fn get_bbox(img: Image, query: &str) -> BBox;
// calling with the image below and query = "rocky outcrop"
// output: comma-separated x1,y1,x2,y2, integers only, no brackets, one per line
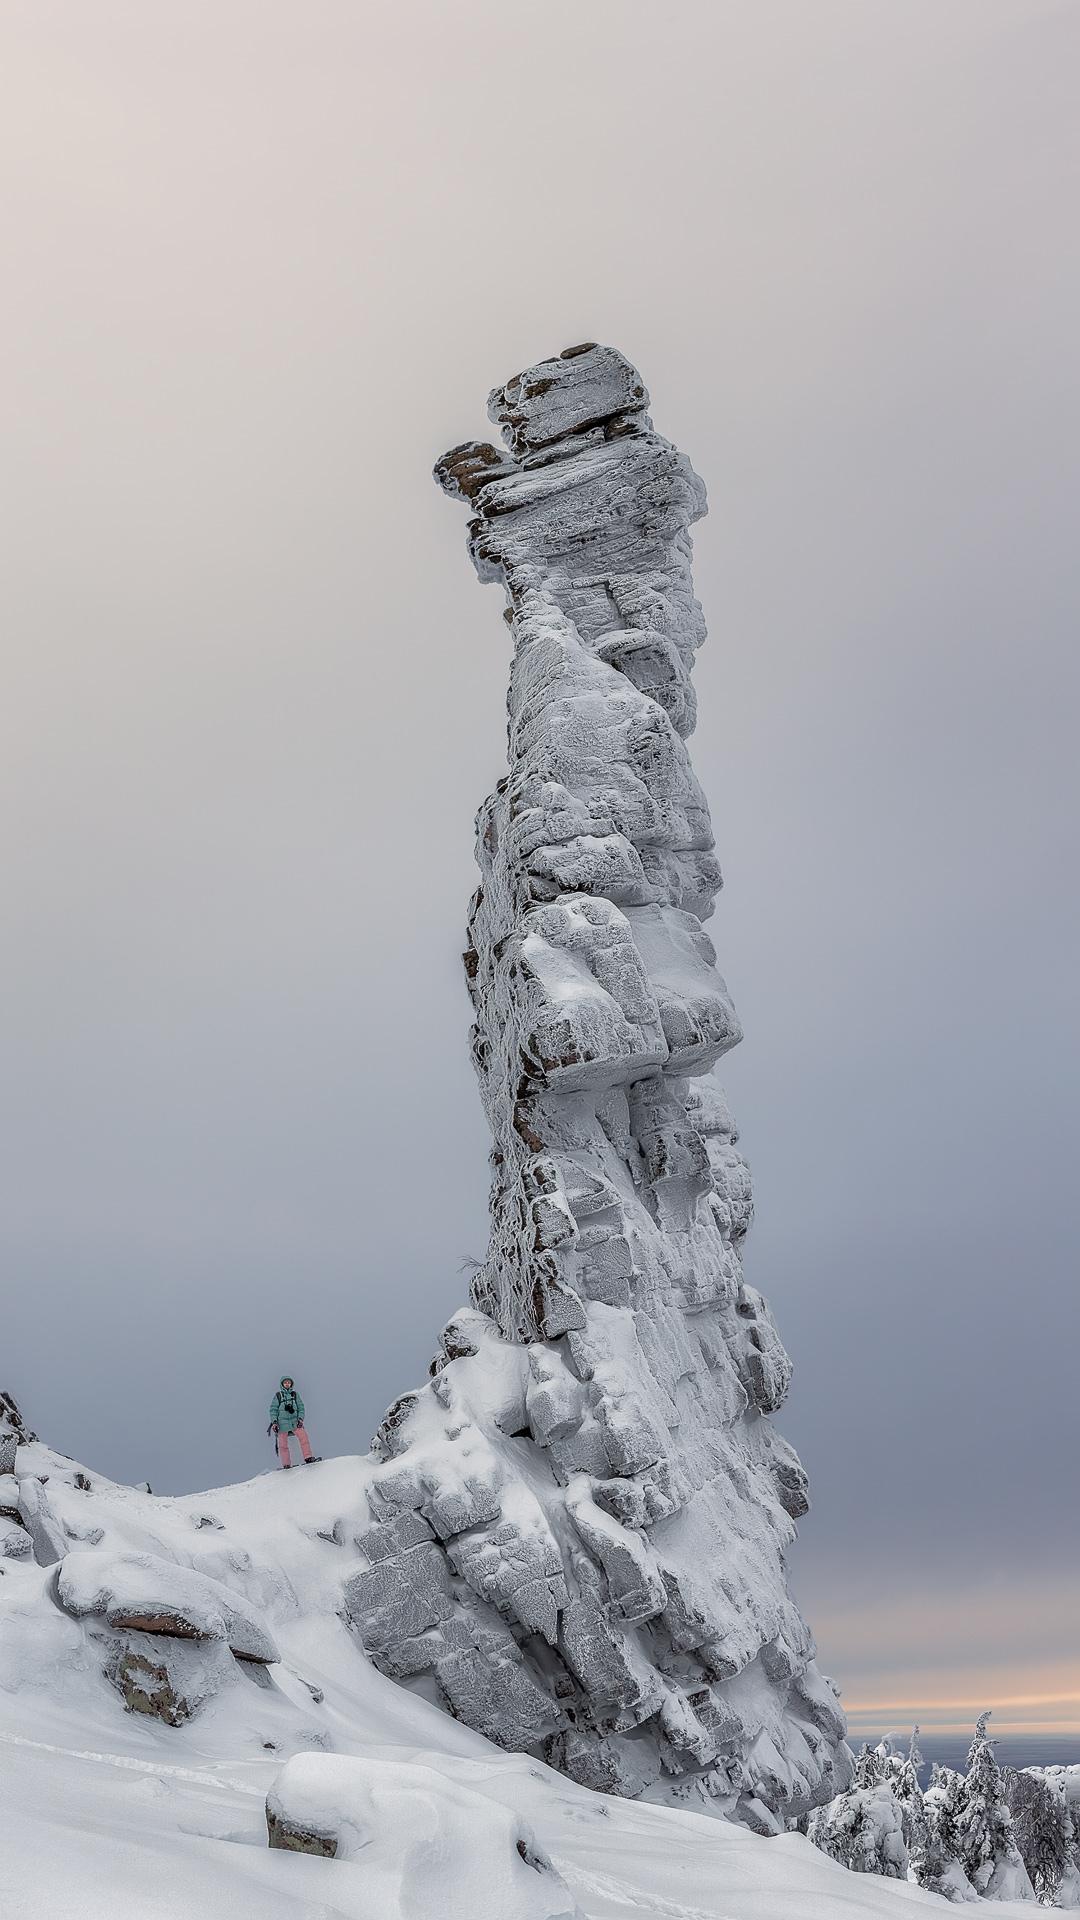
349,346,848,1825
0,1394,65,1565
0,1389,35,1476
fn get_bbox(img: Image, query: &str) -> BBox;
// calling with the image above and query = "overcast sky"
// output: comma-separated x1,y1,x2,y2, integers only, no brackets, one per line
3,0,1077,1737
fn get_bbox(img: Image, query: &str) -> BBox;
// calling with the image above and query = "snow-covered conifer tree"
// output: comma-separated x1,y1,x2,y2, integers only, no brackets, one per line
808,1782,909,1878
887,1726,927,1853
915,1765,977,1904
852,1742,887,1790
1004,1767,1075,1906
956,1713,1034,1901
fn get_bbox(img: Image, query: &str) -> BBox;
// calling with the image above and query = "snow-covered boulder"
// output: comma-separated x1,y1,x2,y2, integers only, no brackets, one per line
57,1549,280,1663
351,346,849,1826
266,1753,584,1918
106,1632,239,1728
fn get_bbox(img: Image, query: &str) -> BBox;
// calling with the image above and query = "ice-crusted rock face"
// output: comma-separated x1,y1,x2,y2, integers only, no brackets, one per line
350,345,849,1826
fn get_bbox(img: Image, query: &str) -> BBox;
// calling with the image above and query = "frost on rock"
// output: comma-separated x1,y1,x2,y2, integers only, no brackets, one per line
353,345,849,1823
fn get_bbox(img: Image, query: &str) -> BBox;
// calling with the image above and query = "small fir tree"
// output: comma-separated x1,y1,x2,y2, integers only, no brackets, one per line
809,1782,909,1878
889,1725,927,1853
915,1764,973,1904
852,1742,887,1790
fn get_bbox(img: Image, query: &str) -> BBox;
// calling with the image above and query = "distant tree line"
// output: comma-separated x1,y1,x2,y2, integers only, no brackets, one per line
805,1714,1080,1906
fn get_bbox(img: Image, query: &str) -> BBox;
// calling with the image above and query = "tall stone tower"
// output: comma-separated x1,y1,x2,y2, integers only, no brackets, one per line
347,346,848,1828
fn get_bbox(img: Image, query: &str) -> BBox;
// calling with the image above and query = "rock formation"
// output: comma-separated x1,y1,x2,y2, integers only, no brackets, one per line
346,345,849,1827
349,345,845,1827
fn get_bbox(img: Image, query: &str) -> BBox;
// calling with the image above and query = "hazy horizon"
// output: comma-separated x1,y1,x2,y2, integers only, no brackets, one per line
3,0,1078,1736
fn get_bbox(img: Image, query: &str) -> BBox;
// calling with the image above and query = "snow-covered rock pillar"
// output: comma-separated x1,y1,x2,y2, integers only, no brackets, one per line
349,345,849,1825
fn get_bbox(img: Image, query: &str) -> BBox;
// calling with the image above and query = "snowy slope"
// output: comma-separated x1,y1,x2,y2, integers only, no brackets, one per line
0,1442,1038,1919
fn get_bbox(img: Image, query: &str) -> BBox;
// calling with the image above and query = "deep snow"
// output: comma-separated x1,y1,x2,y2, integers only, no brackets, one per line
0,1442,1045,1919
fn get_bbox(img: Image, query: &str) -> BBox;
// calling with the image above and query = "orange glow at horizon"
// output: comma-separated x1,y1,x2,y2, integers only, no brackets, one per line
843,1688,1080,1738
839,1676,1080,1739
846,1691,1080,1714
809,1584,1080,1740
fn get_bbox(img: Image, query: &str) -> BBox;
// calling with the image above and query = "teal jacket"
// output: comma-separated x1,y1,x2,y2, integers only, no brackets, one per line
269,1381,305,1432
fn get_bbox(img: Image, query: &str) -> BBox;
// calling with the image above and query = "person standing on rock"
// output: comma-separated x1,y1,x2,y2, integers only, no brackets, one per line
268,1377,318,1468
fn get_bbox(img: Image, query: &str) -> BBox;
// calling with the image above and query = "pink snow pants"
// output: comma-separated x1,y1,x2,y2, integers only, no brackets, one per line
277,1426,313,1467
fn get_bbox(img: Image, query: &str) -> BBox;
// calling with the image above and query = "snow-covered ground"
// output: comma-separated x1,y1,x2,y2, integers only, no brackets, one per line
0,1441,1042,1919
